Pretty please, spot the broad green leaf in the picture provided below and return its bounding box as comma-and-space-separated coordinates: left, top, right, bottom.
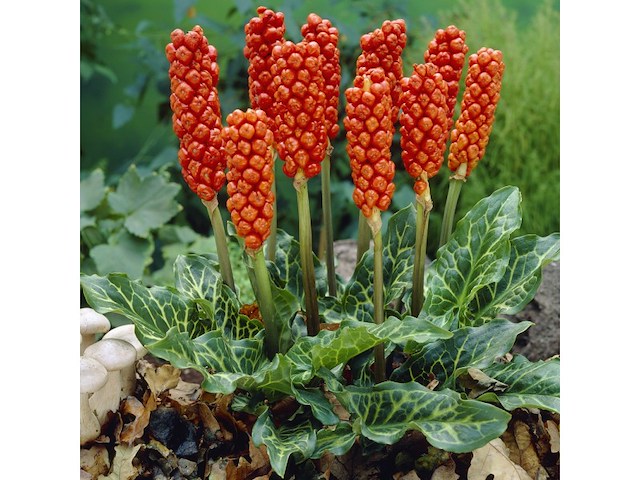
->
467, 233, 560, 325
423, 186, 522, 329
311, 423, 357, 459
80, 169, 106, 212
270, 229, 327, 299
107, 165, 182, 237
252, 411, 316, 478
89, 231, 154, 279
291, 386, 340, 425
391, 319, 532, 389
270, 282, 298, 352
341, 204, 417, 323
112, 103, 135, 129
341, 382, 510, 453
476, 355, 560, 413
80, 273, 198, 345
80, 213, 97, 231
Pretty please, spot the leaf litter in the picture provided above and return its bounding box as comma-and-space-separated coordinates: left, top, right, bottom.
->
81, 355, 559, 479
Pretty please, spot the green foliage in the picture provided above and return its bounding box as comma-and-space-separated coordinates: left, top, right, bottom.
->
81, 186, 560, 476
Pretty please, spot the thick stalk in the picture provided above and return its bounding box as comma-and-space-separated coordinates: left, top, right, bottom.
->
411, 199, 430, 316
439, 163, 467, 248
321, 145, 337, 296
370, 213, 386, 383
203, 198, 236, 292
266, 147, 278, 262
250, 248, 279, 358
294, 171, 320, 336
356, 211, 371, 264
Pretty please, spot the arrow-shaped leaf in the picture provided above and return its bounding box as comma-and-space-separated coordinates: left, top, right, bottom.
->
424, 186, 522, 329
391, 319, 531, 388
477, 355, 560, 413
466, 233, 560, 325
252, 411, 316, 478
341, 382, 510, 453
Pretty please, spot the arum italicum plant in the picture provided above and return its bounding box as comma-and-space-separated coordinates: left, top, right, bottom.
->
80, 8, 560, 478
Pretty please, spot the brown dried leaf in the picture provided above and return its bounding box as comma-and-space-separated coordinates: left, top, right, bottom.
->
167, 378, 202, 405
97, 444, 143, 480
431, 460, 460, 480
324, 390, 350, 421
546, 420, 560, 453
137, 358, 181, 396
80, 445, 110, 478
513, 420, 542, 478
468, 439, 533, 480
458, 367, 508, 399
393, 470, 420, 480
206, 457, 228, 479
119, 392, 157, 445
214, 394, 239, 441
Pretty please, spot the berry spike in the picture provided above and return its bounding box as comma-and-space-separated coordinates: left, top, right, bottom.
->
448, 47, 505, 177
344, 67, 396, 222
399, 62, 450, 197
270, 40, 328, 180
166, 25, 226, 202
301, 13, 341, 140
222, 109, 276, 252
244, 6, 286, 120
356, 19, 407, 121
424, 25, 469, 131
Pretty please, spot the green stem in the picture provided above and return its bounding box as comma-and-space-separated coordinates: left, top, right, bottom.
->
250, 249, 280, 358
411, 198, 431, 316
203, 198, 236, 293
267, 147, 278, 262
439, 164, 467, 248
295, 172, 320, 336
321, 146, 337, 296
356, 211, 371, 264
371, 217, 386, 383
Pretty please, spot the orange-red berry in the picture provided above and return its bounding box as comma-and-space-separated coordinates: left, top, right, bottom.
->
356, 19, 407, 121
424, 25, 469, 131
344, 68, 395, 218
244, 6, 286, 121
448, 48, 505, 176
399, 63, 449, 195
271, 40, 328, 179
301, 13, 341, 140
166, 25, 225, 201
222, 109, 276, 251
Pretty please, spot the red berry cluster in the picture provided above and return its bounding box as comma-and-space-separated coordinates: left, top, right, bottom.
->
244, 6, 286, 119
344, 68, 396, 218
270, 40, 328, 179
301, 13, 341, 140
222, 109, 276, 251
424, 25, 469, 131
356, 19, 407, 121
166, 26, 226, 202
399, 63, 449, 196
448, 48, 505, 176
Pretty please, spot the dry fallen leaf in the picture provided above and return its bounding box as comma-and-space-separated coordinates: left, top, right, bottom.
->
167, 378, 202, 405
97, 444, 142, 480
546, 420, 560, 453
80, 445, 110, 478
468, 439, 533, 480
458, 367, 509, 398
137, 359, 181, 396
431, 460, 460, 480
206, 457, 228, 480
393, 470, 420, 480
119, 392, 157, 445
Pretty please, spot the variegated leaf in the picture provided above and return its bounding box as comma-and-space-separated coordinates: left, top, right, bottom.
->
291, 385, 340, 425
252, 411, 316, 478
340, 382, 510, 453
466, 233, 560, 325
311, 423, 357, 459
423, 186, 522, 329
391, 319, 532, 388
80, 273, 199, 344
477, 355, 560, 413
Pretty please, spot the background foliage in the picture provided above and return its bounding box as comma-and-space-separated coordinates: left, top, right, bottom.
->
81, 0, 559, 278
